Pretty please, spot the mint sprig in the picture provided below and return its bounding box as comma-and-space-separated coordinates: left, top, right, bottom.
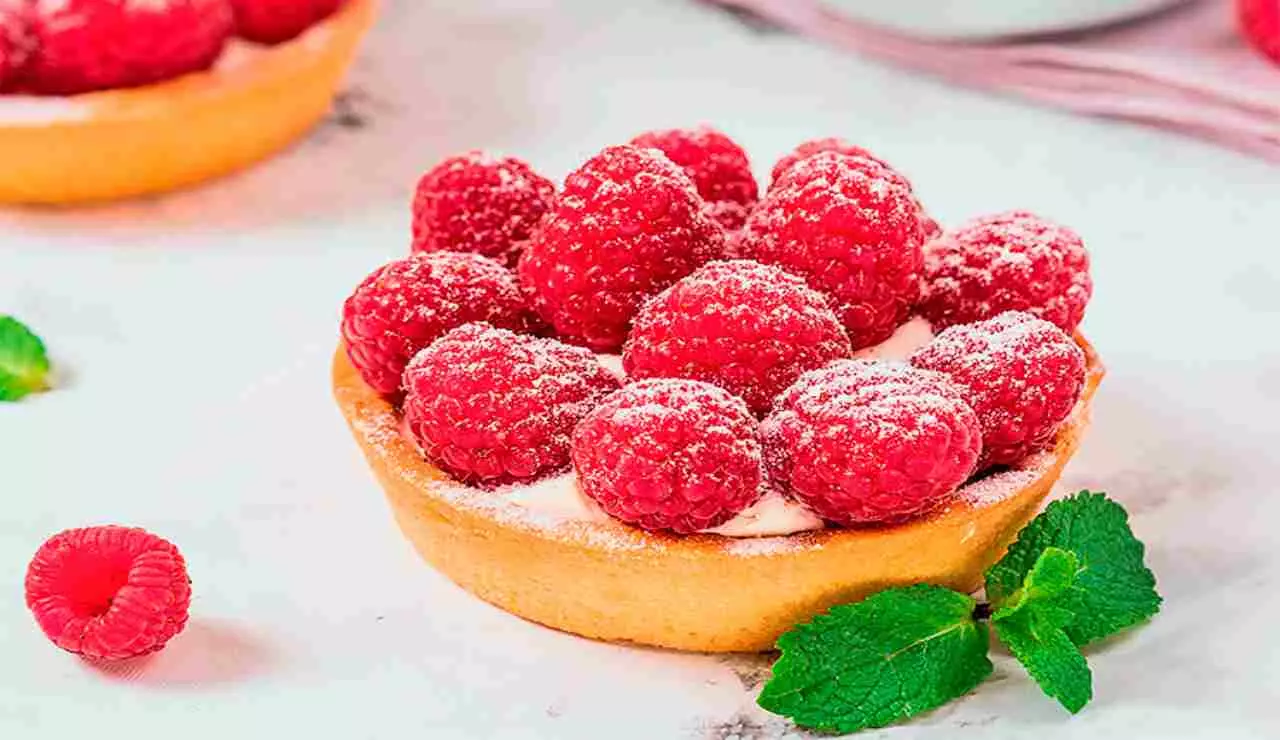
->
758, 491, 1160, 733
758, 585, 992, 734
986, 491, 1162, 646
0, 316, 51, 402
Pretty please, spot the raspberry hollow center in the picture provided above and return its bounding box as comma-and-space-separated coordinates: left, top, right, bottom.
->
59, 550, 132, 618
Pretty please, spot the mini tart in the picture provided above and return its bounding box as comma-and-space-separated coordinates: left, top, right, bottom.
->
0, 0, 377, 204
334, 337, 1103, 653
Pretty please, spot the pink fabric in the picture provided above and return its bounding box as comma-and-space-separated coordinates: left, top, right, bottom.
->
711, 0, 1280, 161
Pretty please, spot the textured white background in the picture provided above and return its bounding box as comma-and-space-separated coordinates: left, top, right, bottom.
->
2, 1, 1279, 738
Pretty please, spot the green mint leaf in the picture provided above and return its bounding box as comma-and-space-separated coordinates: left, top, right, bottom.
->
758, 584, 993, 734
995, 603, 1093, 714
0, 316, 51, 402
992, 547, 1080, 621
985, 491, 1161, 646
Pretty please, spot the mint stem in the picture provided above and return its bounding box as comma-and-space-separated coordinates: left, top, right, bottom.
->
972, 602, 993, 621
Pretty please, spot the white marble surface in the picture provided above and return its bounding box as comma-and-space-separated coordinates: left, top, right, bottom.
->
2, 1, 1279, 737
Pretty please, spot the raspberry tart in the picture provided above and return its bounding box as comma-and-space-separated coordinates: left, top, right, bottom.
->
0, 0, 375, 204
334, 131, 1104, 652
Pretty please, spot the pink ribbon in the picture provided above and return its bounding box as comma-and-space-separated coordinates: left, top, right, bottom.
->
711, 0, 1280, 161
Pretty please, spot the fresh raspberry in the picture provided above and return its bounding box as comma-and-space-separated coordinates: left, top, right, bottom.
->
411, 151, 556, 266
762, 360, 981, 526
231, 0, 343, 44
517, 145, 725, 351
25, 0, 234, 96
623, 260, 852, 415
0, 3, 33, 91
910, 311, 1086, 467
919, 211, 1092, 333
769, 137, 887, 190
25, 526, 191, 660
403, 323, 619, 484
572, 378, 763, 533
737, 152, 929, 349
341, 252, 540, 397
630, 126, 758, 229
1240, 0, 1280, 66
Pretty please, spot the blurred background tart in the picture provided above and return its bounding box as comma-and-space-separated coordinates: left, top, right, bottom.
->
0, 0, 377, 204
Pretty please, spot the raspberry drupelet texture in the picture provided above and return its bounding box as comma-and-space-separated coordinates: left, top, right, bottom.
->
737, 152, 930, 349
572, 378, 763, 533
769, 137, 886, 190
623, 260, 853, 415
411, 151, 556, 266
25, 526, 191, 660
910, 311, 1086, 467
630, 126, 759, 229
517, 145, 726, 352
24, 0, 234, 95
919, 210, 1092, 333
403, 323, 620, 485
341, 252, 540, 397
761, 360, 981, 526
231, 0, 344, 44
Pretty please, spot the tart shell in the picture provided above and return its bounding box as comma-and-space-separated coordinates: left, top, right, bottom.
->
333, 337, 1103, 653
0, 0, 377, 204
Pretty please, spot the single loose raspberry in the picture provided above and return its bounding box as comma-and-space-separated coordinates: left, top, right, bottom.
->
762, 360, 981, 526
919, 210, 1092, 333
411, 151, 556, 266
0, 3, 33, 91
25, 526, 191, 660
25, 0, 234, 96
623, 260, 852, 415
231, 0, 343, 44
517, 145, 725, 351
737, 152, 930, 349
341, 252, 540, 397
769, 137, 886, 190
630, 126, 758, 229
403, 323, 619, 484
572, 378, 763, 533
910, 311, 1086, 467
1240, 0, 1280, 66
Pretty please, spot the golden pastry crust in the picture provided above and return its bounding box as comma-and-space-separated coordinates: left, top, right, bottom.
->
333, 337, 1103, 652
0, 0, 377, 204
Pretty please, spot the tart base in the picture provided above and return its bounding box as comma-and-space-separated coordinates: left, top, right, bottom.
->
334, 338, 1103, 653
0, 0, 377, 204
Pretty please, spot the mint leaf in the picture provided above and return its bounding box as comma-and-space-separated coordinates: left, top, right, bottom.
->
992, 547, 1093, 713
758, 584, 992, 734
992, 547, 1079, 621
0, 316, 51, 402
995, 603, 1093, 714
986, 491, 1161, 646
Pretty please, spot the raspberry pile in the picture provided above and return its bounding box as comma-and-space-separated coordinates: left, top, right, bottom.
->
25, 526, 191, 660
0, 0, 345, 95
341, 128, 1095, 533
